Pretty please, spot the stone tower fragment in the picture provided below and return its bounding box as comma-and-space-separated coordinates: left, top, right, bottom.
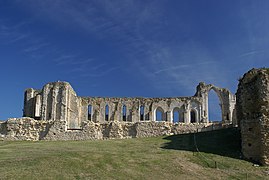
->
24, 81, 83, 130
236, 68, 269, 165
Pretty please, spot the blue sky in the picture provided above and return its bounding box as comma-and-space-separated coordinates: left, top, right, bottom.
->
0, 0, 268, 120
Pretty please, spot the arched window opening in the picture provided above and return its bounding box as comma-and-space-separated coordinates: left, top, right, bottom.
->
173, 107, 184, 123
122, 105, 127, 121
191, 110, 196, 123
173, 110, 179, 123
105, 105, 109, 121
88, 105, 92, 120
155, 107, 165, 121
208, 90, 222, 122
140, 105, 144, 121
172, 108, 179, 123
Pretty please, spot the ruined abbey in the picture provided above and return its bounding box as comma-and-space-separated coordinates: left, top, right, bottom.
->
23, 81, 236, 127
1, 68, 269, 165
0, 81, 236, 141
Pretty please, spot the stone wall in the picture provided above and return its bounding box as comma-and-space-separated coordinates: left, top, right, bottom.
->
0, 81, 235, 141
236, 68, 269, 165
0, 118, 231, 141
23, 81, 236, 127
1, 117, 52, 141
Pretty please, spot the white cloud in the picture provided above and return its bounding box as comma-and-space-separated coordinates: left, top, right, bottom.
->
15, 1, 242, 94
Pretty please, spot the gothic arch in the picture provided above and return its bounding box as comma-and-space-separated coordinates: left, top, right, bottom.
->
154, 107, 166, 121
208, 87, 223, 122
195, 82, 236, 123
172, 107, 184, 123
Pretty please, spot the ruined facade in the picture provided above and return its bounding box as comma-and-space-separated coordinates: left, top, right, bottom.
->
23, 81, 236, 128
0, 81, 235, 141
236, 68, 269, 165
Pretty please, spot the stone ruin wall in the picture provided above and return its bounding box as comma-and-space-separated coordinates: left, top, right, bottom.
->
0, 81, 236, 141
0, 117, 231, 141
236, 68, 269, 165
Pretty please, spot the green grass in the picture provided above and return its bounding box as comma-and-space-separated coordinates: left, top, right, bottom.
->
0, 128, 268, 180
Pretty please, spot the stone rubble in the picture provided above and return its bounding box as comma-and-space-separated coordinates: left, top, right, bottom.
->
0, 117, 231, 141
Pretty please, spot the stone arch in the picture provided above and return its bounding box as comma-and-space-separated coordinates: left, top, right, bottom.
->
172, 107, 184, 123
152, 100, 169, 122
154, 107, 166, 121
190, 99, 201, 123
208, 88, 222, 122
195, 82, 236, 123
207, 86, 226, 122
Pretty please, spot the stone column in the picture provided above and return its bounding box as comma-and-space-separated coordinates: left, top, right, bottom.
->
166, 111, 172, 123
34, 95, 41, 118
184, 102, 191, 124
199, 105, 202, 123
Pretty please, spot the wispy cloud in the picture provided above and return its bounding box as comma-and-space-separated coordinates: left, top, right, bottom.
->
153, 61, 216, 74
54, 55, 77, 64
22, 42, 50, 52
8, 33, 30, 43
238, 50, 264, 58
16, 1, 236, 94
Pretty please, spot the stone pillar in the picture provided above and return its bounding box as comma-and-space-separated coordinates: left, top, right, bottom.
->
185, 102, 191, 124
204, 93, 209, 123
151, 110, 155, 121
167, 111, 172, 123
184, 110, 190, 123
34, 95, 41, 118
199, 105, 202, 123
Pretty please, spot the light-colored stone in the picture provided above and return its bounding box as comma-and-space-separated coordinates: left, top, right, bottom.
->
0, 81, 235, 141
0, 118, 232, 141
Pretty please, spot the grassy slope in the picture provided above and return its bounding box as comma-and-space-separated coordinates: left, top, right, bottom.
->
0, 128, 268, 180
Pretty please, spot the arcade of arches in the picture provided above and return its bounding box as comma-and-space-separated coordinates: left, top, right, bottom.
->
23, 81, 236, 130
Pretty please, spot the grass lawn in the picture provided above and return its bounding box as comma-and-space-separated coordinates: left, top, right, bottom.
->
0, 128, 268, 180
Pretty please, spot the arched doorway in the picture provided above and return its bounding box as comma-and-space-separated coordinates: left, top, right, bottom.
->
208, 89, 222, 122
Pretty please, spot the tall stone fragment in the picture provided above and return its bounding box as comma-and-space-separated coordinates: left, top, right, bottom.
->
236, 68, 269, 165
23, 81, 83, 130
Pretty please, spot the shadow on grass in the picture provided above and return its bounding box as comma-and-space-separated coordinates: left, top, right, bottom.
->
162, 127, 242, 159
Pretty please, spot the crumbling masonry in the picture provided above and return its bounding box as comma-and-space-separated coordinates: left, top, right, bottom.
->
236, 68, 269, 165
0, 81, 236, 140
